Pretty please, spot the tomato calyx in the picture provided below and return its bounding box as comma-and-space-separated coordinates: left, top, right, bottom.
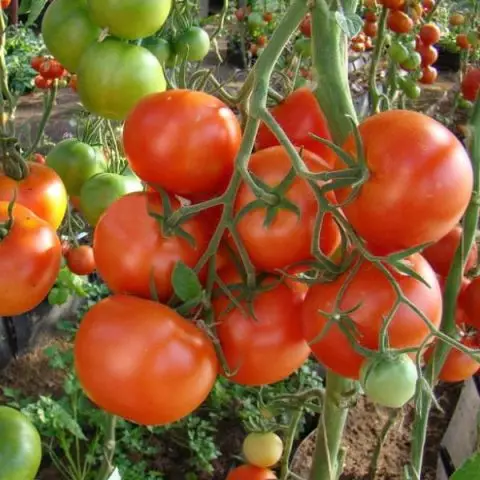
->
0, 135, 29, 181
0, 190, 16, 240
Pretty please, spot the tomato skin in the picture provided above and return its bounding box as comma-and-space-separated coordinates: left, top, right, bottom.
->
32, 153, 46, 164
174, 26, 211, 62
301, 254, 442, 379
388, 42, 409, 63
34, 75, 52, 89
256, 88, 335, 166
39, 59, 65, 79
461, 68, 480, 102
123, 89, 241, 199
66, 245, 95, 275
456, 34, 470, 50
387, 11, 414, 34
77, 39, 166, 121
243, 432, 283, 468
300, 15, 311, 37
449, 13, 465, 26
0, 162, 67, 230
417, 43, 438, 66
93, 192, 210, 302
214, 273, 310, 386
0, 406, 42, 480
419, 65, 438, 84
74, 294, 218, 425
226, 465, 277, 480
143, 37, 172, 65
0, 202, 61, 316
335, 110, 473, 254
41, 0, 102, 73
363, 21, 378, 38
30, 55, 46, 72
87, 0, 171, 40
364, 11, 377, 22
458, 278, 480, 329
234, 147, 340, 271
383, 0, 405, 9
419, 23, 441, 45
422, 226, 477, 277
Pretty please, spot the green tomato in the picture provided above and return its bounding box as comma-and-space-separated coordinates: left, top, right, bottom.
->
294, 76, 308, 89
41, 0, 102, 72
458, 97, 473, 109
400, 77, 421, 99
294, 37, 312, 58
401, 51, 422, 71
174, 27, 211, 62
360, 354, 418, 408
77, 38, 166, 120
143, 37, 172, 65
80, 172, 143, 225
48, 286, 70, 305
0, 406, 42, 480
87, 0, 172, 40
388, 42, 409, 64
46, 139, 106, 196
247, 12, 266, 33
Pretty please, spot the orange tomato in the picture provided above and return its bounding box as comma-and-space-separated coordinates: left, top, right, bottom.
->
66, 245, 96, 275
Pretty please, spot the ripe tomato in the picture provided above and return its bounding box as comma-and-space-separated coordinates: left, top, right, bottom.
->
235, 8, 246, 21
0, 406, 42, 480
77, 39, 166, 121
294, 37, 312, 57
247, 12, 266, 33
226, 465, 277, 480
422, 226, 477, 277
461, 68, 480, 102
383, 0, 405, 10
456, 34, 470, 50
302, 254, 442, 379
243, 432, 283, 468
419, 23, 441, 45
34, 75, 52, 89
300, 15, 311, 37
387, 11, 414, 34
30, 55, 46, 72
123, 89, 241, 199
401, 51, 422, 71
364, 11, 377, 22
1, 0, 11, 8
234, 147, 340, 271
388, 42, 409, 63
263, 12, 273, 22
80, 172, 142, 226
360, 354, 418, 408
74, 294, 218, 425
417, 44, 438, 66
255, 88, 334, 166
449, 13, 465, 26
46, 139, 106, 196
422, 0, 435, 10
174, 26, 210, 62
335, 110, 473, 253
214, 272, 310, 385
93, 192, 210, 302
424, 336, 479, 382
458, 278, 480, 329
419, 65, 438, 84
66, 245, 95, 275
39, 59, 65, 79
32, 153, 46, 164
0, 162, 67, 229
143, 37, 172, 65
87, 0, 171, 40
363, 21, 378, 38
41, 0, 102, 73
0, 202, 61, 316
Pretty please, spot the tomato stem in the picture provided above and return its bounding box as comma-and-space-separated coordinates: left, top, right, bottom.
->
0, 10, 15, 137
96, 414, 117, 480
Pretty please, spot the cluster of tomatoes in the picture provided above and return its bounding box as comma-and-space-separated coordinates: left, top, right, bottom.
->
449, 12, 479, 51
30, 55, 76, 91
235, 5, 274, 56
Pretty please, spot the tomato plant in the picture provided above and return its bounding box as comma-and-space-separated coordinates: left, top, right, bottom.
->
461, 68, 480, 102
243, 432, 283, 468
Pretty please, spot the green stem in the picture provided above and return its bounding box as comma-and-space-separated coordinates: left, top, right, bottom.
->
280, 409, 303, 480
96, 414, 117, 480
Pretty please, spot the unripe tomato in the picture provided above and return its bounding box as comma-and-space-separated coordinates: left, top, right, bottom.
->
30, 55, 46, 72
388, 42, 409, 63
300, 15, 311, 37
247, 12, 266, 33
243, 432, 284, 468
383, 0, 405, 10
419, 23, 441, 46
39, 59, 65, 79
363, 20, 378, 38
263, 11, 273, 22
387, 10, 414, 34
34, 75, 52, 89
174, 26, 211, 62
456, 33, 470, 50
417, 43, 438, 66
419, 65, 438, 84
410, 3, 423, 23
66, 245, 95, 275
461, 68, 480, 102
32, 153, 46, 164
257, 35, 267, 47
449, 12, 465, 26
295, 37, 312, 57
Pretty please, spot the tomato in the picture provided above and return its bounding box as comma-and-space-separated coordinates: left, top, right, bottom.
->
226, 465, 277, 480
360, 354, 418, 408
248, 12, 266, 33
400, 78, 421, 98
30, 55, 46, 72
34, 75, 52, 89
41, 0, 102, 73
0, 202, 61, 316
87, 0, 171, 40
424, 336, 479, 382
0, 406, 42, 480
74, 294, 217, 425
263, 12, 273, 22
423, 226, 477, 277
174, 26, 210, 62
77, 39, 166, 121
94, 192, 210, 301
300, 15, 312, 37
387, 11, 414, 34
123, 89, 241, 199
400, 51, 422, 71
302, 254, 442, 379
249, 43, 259, 56
419, 23, 441, 46
255, 88, 334, 166
383, 0, 405, 9
294, 37, 312, 57
0, 162, 67, 230
364, 11, 377, 22
243, 432, 283, 468
234, 147, 340, 271
351, 42, 365, 53
458, 278, 480, 329
65, 245, 95, 275
363, 21, 378, 38
410, 3, 423, 23
422, 0, 435, 10
69, 74, 77, 92
39, 59, 65, 79
46, 139, 106, 196
456, 34, 470, 50
388, 42, 409, 63
365, 37, 373, 50
461, 68, 480, 102
214, 272, 310, 385
1, 0, 11, 7
32, 153, 46, 164
335, 110, 473, 253
235, 8, 246, 21
143, 37, 172, 65
352, 32, 366, 43
257, 35, 267, 47
417, 43, 438, 67
449, 13, 465, 26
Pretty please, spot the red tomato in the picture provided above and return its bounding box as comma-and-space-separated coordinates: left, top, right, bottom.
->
449, 13, 465, 26
39, 59, 65, 79
1, 0, 11, 8
387, 11, 414, 34
461, 68, 480, 102
419, 65, 438, 84
456, 34, 470, 50
263, 12, 273, 22
34, 75, 52, 89
364, 11, 377, 22
419, 23, 441, 45
255, 88, 335, 166
123, 90, 241, 199
0, 202, 61, 316
383, 0, 405, 10
417, 43, 438, 66
365, 37, 373, 50
422, 226, 477, 277
226, 465, 277, 480
363, 21, 378, 38
300, 15, 311, 37
30, 55, 46, 72
0, 162, 67, 230
256, 35, 267, 47
69, 74, 78, 92
93, 192, 210, 302
302, 254, 442, 379
234, 147, 340, 271
249, 43, 258, 56
66, 245, 95, 275
335, 110, 473, 254
458, 278, 480, 329
422, 0, 435, 11
74, 294, 218, 425
214, 271, 310, 386
424, 336, 479, 382
69, 195, 81, 211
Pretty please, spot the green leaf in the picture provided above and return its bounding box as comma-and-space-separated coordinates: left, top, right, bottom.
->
18, 0, 33, 15
451, 453, 480, 479
335, 12, 363, 38
172, 261, 203, 302
26, 0, 47, 27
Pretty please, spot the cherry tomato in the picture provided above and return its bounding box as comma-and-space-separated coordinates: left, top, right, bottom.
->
226, 465, 277, 480
388, 42, 409, 63
30, 55, 46, 72
417, 43, 438, 66
461, 68, 480, 102
334, 110, 473, 253
263, 12, 273, 22
39, 59, 65, 79
364, 11, 377, 22
174, 26, 210, 62
387, 11, 414, 34
456, 34, 470, 50
34, 75, 52, 89
302, 254, 442, 379
422, 0, 435, 11
401, 51, 422, 71
364, 37, 373, 50
69, 74, 78, 92
294, 37, 312, 57
458, 278, 480, 329
66, 245, 95, 275
383, 0, 405, 10
243, 432, 283, 468
419, 23, 441, 46
0, 162, 67, 229
74, 294, 218, 425
1, 0, 11, 8
143, 37, 172, 65
449, 13, 465, 26
123, 89, 241, 199
300, 15, 311, 37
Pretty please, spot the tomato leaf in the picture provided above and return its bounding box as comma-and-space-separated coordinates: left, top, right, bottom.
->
172, 261, 203, 302
451, 452, 480, 479
334, 12, 363, 38
26, 0, 48, 27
